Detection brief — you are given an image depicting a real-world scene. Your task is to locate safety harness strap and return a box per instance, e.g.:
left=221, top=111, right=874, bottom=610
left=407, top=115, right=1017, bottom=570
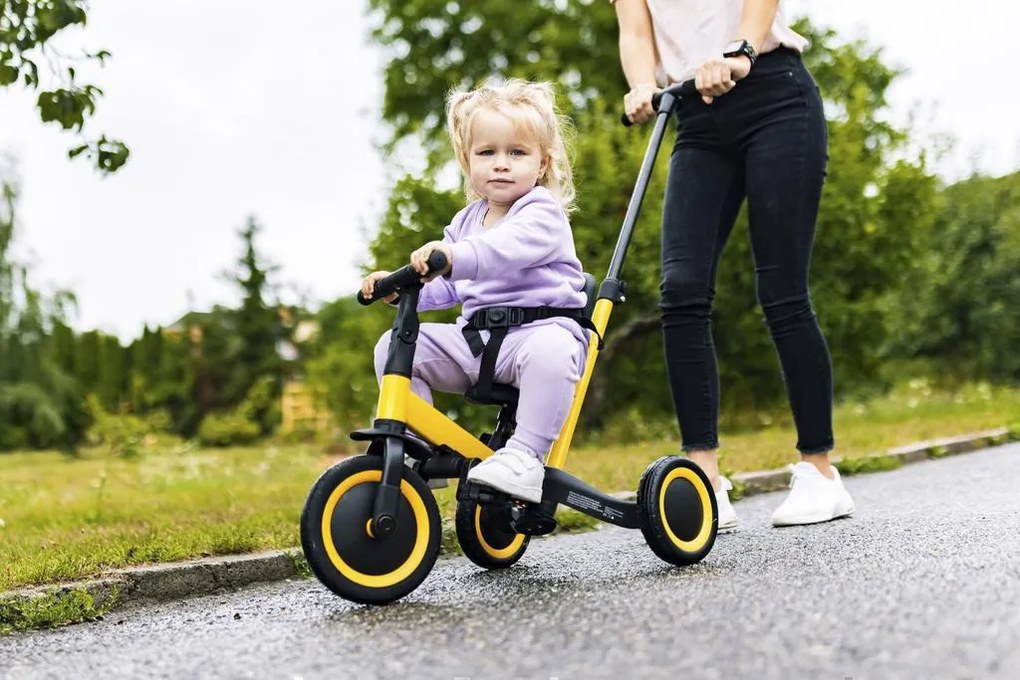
left=461, top=306, right=604, bottom=402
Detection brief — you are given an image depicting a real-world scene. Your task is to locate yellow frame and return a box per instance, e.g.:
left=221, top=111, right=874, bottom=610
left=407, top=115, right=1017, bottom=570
left=374, top=298, right=615, bottom=472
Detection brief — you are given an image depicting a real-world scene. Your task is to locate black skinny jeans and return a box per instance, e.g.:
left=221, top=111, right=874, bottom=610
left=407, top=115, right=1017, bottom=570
left=660, top=48, right=834, bottom=455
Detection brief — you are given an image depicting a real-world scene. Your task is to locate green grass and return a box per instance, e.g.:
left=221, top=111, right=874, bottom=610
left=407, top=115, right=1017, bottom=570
left=563, top=379, right=1020, bottom=492
left=1, top=379, right=1016, bottom=595
left=0, top=441, right=323, bottom=593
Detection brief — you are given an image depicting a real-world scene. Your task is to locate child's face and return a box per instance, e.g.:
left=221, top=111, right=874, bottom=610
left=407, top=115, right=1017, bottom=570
left=467, top=108, right=549, bottom=208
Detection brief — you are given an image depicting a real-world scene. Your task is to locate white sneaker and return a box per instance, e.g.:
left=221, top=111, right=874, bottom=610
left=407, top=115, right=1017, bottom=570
left=772, top=462, right=855, bottom=527
left=716, top=476, right=739, bottom=533
left=466, top=447, right=545, bottom=503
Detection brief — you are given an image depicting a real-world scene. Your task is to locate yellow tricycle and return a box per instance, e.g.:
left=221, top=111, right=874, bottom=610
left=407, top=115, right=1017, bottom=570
left=300, top=80, right=717, bottom=605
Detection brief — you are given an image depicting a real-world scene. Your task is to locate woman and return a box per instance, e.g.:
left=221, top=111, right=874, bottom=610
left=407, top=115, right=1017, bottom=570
left=612, top=0, right=855, bottom=530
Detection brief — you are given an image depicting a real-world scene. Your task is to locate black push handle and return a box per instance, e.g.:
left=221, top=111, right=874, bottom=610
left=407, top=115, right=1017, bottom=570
left=620, top=79, right=699, bottom=127
left=357, top=250, right=448, bottom=305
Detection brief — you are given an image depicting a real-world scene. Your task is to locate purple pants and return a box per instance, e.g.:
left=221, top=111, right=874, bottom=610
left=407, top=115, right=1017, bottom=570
left=374, top=320, right=587, bottom=460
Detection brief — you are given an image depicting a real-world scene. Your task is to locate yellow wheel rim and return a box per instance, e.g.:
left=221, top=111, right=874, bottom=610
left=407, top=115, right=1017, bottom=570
left=474, top=505, right=526, bottom=559
left=658, top=467, right=713, bottom=552
left=321, top=470, right=430, bottom=588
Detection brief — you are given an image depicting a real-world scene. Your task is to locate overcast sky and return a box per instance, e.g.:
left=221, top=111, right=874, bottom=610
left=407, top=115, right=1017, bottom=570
left=0, top=0, right=1016, bottom=341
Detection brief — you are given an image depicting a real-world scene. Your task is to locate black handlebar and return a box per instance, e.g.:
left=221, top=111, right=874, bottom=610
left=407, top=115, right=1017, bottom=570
left=357, top=250, right=449, bottom=305
left=621, top=79, right=699, bottom=127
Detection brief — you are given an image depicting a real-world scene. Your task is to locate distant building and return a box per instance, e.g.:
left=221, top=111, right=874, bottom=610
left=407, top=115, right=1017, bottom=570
left=280, top=318, right=333, bottom=435
left=280, top=381, right=333, bottom=435
left=162, top=311, right=218, bottom=343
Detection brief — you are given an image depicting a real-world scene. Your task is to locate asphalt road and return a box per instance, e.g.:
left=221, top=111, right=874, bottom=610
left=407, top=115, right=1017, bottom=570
left=2, top=442, right=1018, bottom=680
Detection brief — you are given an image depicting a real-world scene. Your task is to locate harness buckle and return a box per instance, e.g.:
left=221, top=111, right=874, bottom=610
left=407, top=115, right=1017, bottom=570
left=478, top=306, right=516, bottom=328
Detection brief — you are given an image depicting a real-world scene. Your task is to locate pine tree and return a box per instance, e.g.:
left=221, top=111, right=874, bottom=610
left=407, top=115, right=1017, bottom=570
left=224, top=216, right=284, bottom=433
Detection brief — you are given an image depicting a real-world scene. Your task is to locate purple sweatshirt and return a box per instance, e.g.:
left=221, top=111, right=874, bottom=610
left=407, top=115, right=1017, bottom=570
left=418, top=187, right=588, bottom=338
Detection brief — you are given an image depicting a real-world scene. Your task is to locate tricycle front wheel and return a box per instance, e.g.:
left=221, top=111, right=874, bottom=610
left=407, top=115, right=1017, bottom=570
left=300, top=454, right=441, bottom=604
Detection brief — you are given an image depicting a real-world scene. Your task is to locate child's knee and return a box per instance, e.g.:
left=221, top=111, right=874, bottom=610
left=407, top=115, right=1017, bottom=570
left=520, top=327, right=584, bottom=380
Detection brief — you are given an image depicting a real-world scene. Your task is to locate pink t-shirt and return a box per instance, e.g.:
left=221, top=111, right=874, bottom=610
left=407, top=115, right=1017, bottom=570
left=612, top=0, right=808, bottom=84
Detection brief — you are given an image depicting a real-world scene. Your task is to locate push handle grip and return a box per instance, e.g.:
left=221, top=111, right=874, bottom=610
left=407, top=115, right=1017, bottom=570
left=620, top=79, right=699, bottom=127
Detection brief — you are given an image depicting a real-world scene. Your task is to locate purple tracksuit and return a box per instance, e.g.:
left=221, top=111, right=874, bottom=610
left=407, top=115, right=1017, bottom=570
left=374, top=186, right=589, bottom=460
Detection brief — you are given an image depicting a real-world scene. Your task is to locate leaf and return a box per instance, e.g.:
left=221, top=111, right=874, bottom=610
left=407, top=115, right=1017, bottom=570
left=95, top=138, right=130, bottom=173
left=65, top=137, right=131, bottom=173
left=36, top=88, right=90, bottom=131
left=67, top=144, right=89, bottom=159
left=0, top=64, right=18, bottom=86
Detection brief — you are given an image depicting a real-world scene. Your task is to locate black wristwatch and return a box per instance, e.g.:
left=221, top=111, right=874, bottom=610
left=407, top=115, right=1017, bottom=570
left=723, top=39, right=758, bottom=67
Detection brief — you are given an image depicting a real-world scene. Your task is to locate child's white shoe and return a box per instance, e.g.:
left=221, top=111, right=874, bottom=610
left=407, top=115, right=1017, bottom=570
left=466, top=447, right=545, bottom=503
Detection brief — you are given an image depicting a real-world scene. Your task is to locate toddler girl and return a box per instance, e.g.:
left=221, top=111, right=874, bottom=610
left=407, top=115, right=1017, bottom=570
left=363, top=79, right=588, bottom=503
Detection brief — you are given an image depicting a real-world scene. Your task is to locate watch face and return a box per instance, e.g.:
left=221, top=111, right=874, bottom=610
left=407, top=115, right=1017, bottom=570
left=724, top=40, right=746, bottom=54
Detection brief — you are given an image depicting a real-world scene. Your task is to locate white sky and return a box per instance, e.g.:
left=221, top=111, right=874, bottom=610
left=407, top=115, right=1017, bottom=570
left=0, top=0, right=1017, bottom=341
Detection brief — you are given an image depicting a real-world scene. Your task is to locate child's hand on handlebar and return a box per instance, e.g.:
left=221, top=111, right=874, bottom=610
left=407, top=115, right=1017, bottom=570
left=624, top=82, right=659, bottom=125
left=361, top=271, right=398, bottom=303
left=410, top=241, right=453, bottom=280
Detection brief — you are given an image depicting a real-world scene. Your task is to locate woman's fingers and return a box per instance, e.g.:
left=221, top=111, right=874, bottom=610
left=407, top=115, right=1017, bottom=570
left=696, top=59, right=737, bottom=104
left=624, top=83, right=657, bottom=124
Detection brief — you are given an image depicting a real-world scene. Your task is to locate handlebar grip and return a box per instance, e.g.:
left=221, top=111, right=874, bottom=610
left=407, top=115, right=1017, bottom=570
left=357, top=250, right=450, bottom=305
left=427, top=250, right=448, bottom=273
left=621, top=79, right=699, bottom=127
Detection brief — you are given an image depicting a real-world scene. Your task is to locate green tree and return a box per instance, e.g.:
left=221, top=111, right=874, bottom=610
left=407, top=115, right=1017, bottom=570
left=74, top=328, right=100, bottom=394
left=304, top=296, right=391, bottom=433
left=1, top=167, right=85, bottom=449
left=368, top=0, right=619, bottom=158
left=223, top=216, right=285, bottom=433
left=1, top=0, right=128, bottom=172
left=895, top=171, right=1020, bottom=381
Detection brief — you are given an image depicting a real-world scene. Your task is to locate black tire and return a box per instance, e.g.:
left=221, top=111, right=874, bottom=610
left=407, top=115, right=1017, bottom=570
left=637, top=456, right=717, bottom=566
left=300, top=454, right=441, bottom=604
left=455, top=498, right=530, bottom=569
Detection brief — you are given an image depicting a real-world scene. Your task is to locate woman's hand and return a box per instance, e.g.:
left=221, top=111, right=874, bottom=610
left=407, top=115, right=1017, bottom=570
left=361, top=271, right=398, bottom=303
left=695, top=56, right=752, bottom=104
left=623, top=82, right=659, bottom=125
left=410, top=241, right=453, bottom=280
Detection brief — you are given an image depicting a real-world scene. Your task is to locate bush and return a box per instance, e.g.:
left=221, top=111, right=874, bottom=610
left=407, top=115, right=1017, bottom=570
left=0, top=383, right=67, bottom=450
left=196, top=411, right=261, bottom=447
left=238, top=376, right=281, bottom=436
left=85, top=395, right=148, bottom=459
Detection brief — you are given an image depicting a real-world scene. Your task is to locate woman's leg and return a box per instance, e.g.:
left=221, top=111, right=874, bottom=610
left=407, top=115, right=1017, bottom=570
left=740, top=64, right=835, bottom=471
left=736, top=57, right=854, bottom=525
left=661, top=113, right=746, bottom=489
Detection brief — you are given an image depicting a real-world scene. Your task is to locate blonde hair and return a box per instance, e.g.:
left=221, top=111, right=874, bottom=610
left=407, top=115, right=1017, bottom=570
left=446, top=78, right=576, bottom=212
